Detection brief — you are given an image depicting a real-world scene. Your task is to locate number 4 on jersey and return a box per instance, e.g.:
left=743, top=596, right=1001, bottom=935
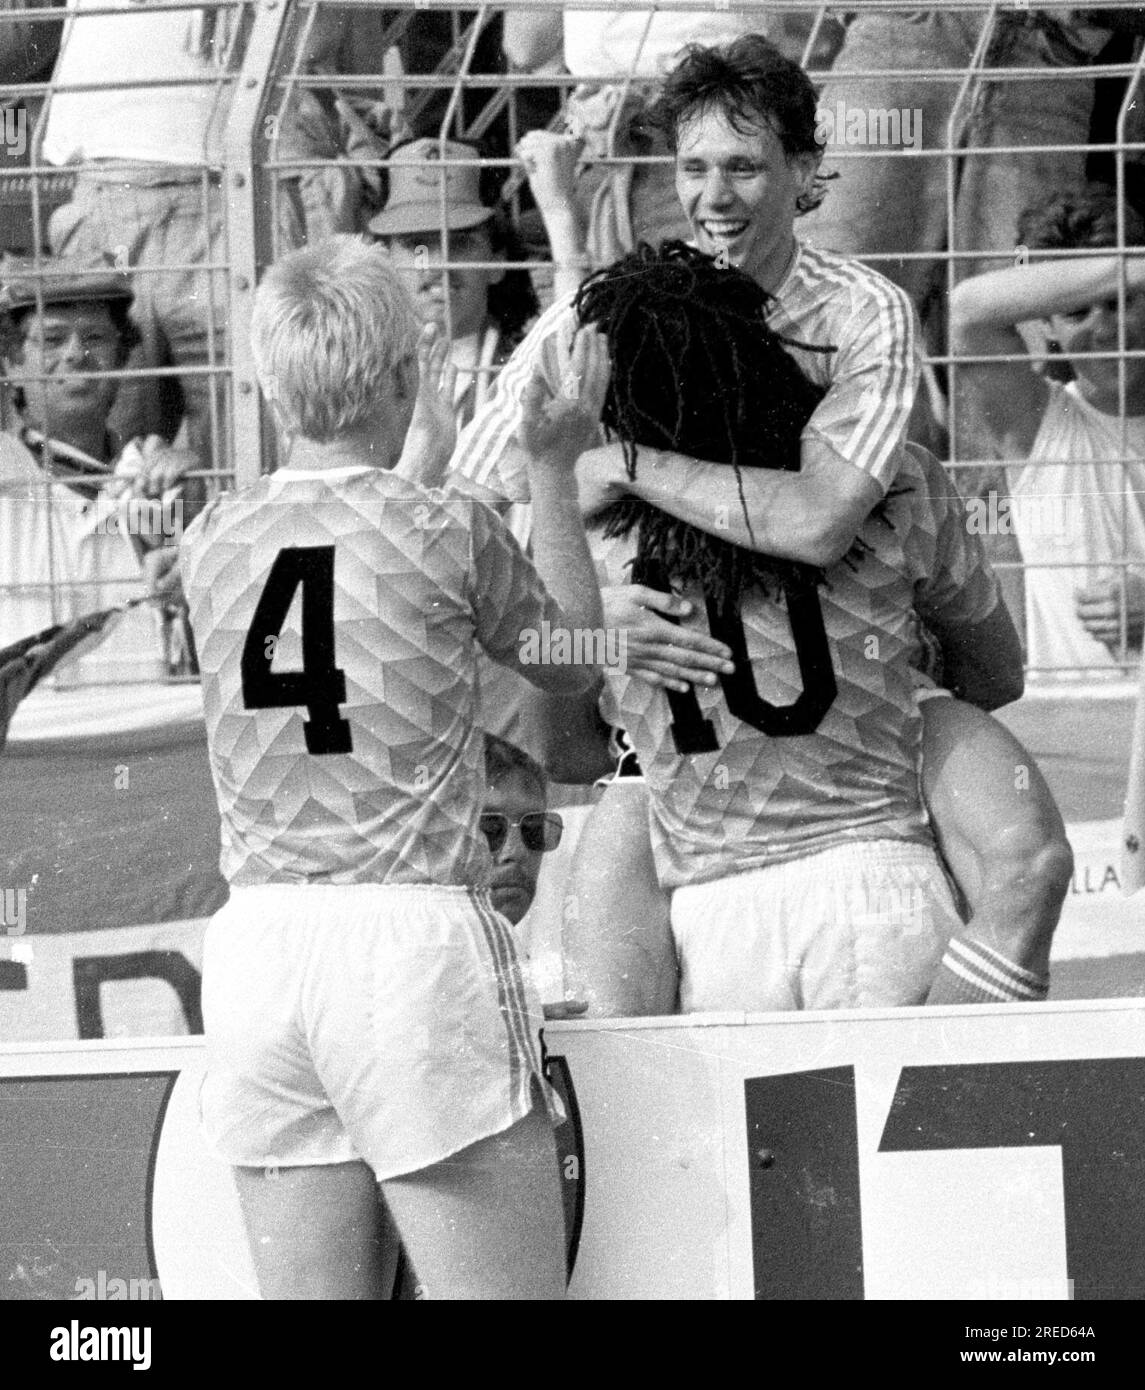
left=240, top=546, right=353, bottom=755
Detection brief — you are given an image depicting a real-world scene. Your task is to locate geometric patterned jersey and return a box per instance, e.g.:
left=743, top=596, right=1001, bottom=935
left=599, top=445, right=1001, bottom=888
left=180, top=464, right=566, bottom=888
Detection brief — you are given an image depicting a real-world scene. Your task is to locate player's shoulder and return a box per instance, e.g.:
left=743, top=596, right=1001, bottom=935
left=181, top=471, right=274, bottom=541
left=518, top=289, right=578, bottom=348
left=433, top=482, right=521, bottom=549
left=790, top=239, right=915, bottom=321
left=497, top=290, right=579, bottom=382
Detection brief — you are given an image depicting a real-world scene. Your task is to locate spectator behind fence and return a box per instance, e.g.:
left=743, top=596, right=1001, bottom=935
left=951, top=186, right=1145, bottom=678
left=40, top=0, right=314, bottom=465
left=803, top=8, right=1110, bottom=300
left=369, top=138, right=538, bottom=434
left=0, top=256, right=199, bottom=684
left=801, top=7, right=1117, bottom=455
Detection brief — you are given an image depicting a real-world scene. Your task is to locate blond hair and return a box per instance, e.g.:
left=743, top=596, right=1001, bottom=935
left=251, top=236, right=419, bottom=442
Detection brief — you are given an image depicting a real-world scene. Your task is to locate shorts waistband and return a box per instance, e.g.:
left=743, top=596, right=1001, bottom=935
left=226, top=881, right=486, bottom=899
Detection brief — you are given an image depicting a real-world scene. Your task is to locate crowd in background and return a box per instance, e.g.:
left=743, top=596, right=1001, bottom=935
left=3, top=3, right=1145, bottom=710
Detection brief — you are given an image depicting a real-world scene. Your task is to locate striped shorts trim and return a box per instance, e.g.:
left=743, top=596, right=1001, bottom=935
left=199, top=881, right=561, bottom=1180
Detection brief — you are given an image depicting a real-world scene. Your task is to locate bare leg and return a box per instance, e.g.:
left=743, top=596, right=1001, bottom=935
left=920, top=697, right=1074, bottom=998
left=233, top=1104, right=565, bottom=1301
left=562, top=779, right=677, bottom=1016
left=233, top=1160, right=391, bottom=1300
left=379, top=1103, right=566, bottom=1301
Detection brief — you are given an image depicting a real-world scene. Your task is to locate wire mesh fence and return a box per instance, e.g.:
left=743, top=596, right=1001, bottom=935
left=2, top=1, right=1145, bottom=683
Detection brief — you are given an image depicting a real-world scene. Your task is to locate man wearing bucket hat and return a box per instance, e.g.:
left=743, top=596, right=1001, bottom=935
left=369, top=138, right=538, bottom=431
left=0, top=254, right=203, bottom=690
left=371, top=140, right=560, bottom=763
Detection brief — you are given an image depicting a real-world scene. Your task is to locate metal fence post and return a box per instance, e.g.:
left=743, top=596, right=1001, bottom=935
left=224, top=0, right=293, bottom=487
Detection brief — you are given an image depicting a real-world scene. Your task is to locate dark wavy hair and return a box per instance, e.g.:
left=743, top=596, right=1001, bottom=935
left=574, top=241, right=834, bottom=606
left=648, top=35, right=833, bottom=216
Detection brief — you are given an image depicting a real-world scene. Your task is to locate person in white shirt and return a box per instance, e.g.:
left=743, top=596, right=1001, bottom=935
left=951, top=184, right=1145, bottom=677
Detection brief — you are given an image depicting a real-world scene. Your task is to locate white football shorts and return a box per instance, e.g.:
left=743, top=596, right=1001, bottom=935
left=199, top=882, right=561, bottom=1180
left=671, top=838, right=962, bottom=1013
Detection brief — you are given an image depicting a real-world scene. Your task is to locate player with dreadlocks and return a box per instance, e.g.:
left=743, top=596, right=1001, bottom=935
left=560, top=242, right=1071, bottom=1014
left=580, top=241, right=829, bottom=607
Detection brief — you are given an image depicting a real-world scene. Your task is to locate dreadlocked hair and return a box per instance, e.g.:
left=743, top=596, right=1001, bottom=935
left=574, top=240, right=835, bottom=608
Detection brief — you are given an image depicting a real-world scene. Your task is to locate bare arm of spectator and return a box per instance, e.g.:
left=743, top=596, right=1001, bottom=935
left=503, top=6, right=564, bottom=72
left=949, top=253, right=1145, bottom=456
left=516, top=130, right=591, bottom=301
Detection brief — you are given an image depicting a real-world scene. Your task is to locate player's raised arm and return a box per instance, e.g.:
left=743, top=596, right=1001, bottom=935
left=467, top=327, right=609, bottom=698
left=394, top=323, right=458, bottom=487
left=518, top=325, right=608, bottom=638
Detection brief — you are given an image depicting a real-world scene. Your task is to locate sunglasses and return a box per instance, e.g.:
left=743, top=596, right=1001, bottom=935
left=479, top=811, right=563, bottom=855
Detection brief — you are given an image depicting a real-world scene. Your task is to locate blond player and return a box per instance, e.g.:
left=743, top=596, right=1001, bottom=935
left=180, top=237, right=608, bottom=1300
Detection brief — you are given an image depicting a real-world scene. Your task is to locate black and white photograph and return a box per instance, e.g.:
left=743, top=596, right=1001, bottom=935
left=0, top=0, right=1141, bottom=1335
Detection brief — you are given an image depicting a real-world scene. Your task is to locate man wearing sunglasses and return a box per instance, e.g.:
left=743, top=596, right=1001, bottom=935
left=481, top=734, right=563, bottom=929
